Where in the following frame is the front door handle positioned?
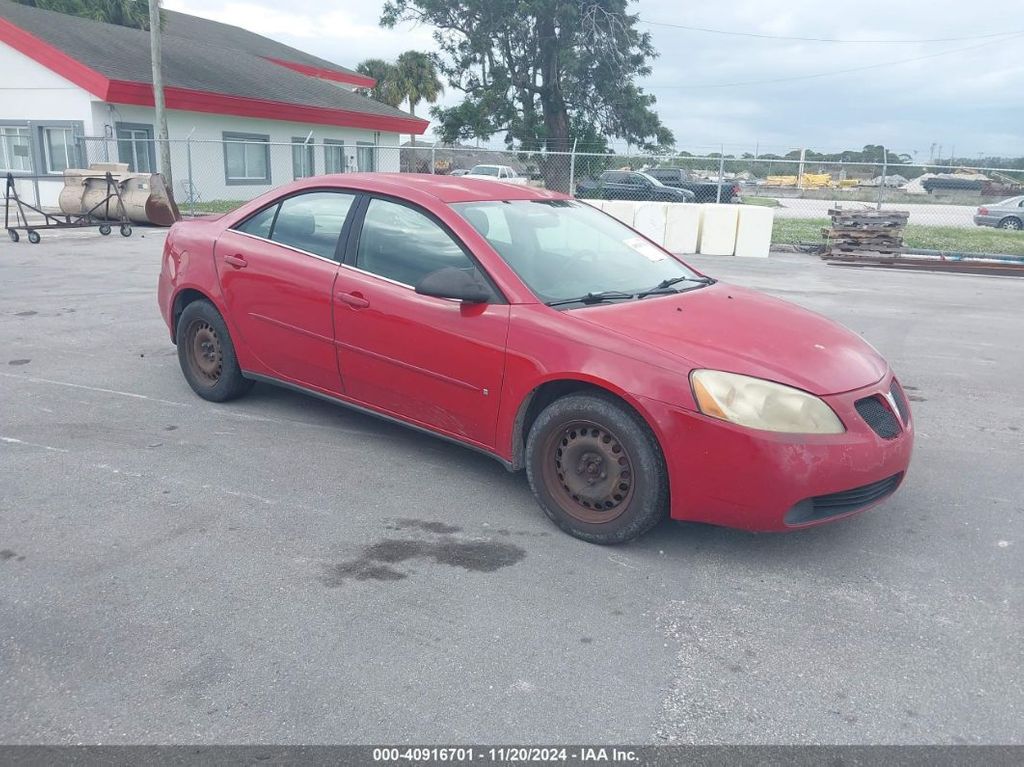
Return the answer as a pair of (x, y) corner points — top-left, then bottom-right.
(223, 254), (248, 269)
(337, 291), (370, 309)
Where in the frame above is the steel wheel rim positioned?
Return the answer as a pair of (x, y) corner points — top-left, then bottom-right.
(186, 319), (223, 385)
(540, 419), (635, 524)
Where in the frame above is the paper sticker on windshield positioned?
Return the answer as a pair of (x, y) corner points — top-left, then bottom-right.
(625, 237), (668, 262)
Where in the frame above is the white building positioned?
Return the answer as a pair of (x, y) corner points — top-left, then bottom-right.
(0, 0), (428, 206)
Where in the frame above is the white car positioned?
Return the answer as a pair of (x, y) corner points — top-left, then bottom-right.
(464, 164), (528, 185)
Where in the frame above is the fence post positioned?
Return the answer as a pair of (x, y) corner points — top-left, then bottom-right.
(716, 144), (725, 203)
(876, 147), (888, 211)
(568, 138), (578, 197)
(185, 129), (194, 217)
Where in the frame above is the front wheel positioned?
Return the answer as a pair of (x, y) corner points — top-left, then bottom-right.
(526, 393), (669, 544)
(175, 299), (254, 402)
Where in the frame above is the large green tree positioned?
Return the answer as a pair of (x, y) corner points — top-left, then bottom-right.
(13, 0), (150, 29)
(381, 0), (672, 189)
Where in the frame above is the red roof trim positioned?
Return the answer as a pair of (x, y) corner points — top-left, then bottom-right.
(0, 16), (427, 134)
(262, 56), (376, 89)
(107, 80), (429, 133)
(0, 16), (108, 96)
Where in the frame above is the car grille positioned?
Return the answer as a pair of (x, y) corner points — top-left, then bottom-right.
(785, 473), (904, 525)
(855, 395), (901, 439)
(890, 380), (910, 424)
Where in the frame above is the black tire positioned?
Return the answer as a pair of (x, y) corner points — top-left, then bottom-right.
(175, 299), (254, 402)
(27, 230), (40, 244)
(525, 392), (669, 544)
(997, 217), (1022, 231)
(99, 224), (111, 236)
(8, 229), (19, 243)
(119, 223), (132, 237)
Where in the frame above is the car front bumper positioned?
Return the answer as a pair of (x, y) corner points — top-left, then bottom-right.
(639, 373), (914, 532)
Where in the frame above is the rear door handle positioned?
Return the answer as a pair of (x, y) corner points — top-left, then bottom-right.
(336, 291), (370, 309)
(223, 254), (248, 269)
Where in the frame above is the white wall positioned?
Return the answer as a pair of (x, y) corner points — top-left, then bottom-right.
(0, 42), (97, 206)
(0, 41), (405, 208)
(89, 104), (403, 203)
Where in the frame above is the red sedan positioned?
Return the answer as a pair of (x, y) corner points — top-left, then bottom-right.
(158, 174), (913, 544)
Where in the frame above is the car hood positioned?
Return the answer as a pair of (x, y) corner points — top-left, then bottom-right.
(570, 282), (888, 395)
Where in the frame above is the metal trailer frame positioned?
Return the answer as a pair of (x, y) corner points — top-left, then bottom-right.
(4, 172), (133, 244)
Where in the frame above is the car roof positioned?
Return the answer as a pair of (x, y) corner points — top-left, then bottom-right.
(291, 172), (564, 203)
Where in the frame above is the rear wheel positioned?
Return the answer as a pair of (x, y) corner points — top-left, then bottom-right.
(120, 223), (132, 237)
(99, 224), (111, 236)
(7, 229), (18, 243)
(526, 393), (668, 544)
(997, 217), (1022, 230)
(27, 230), (40, 244)
(176, 299), (253, 402)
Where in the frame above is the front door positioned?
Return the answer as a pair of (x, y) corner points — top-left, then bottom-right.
(333, 197), (509, 448)
(214, 190), (357, 394)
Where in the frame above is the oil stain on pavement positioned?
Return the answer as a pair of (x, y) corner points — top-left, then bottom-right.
(324, 520), (526, 586)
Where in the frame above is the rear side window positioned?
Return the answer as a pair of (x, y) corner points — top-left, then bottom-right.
(355, 198), (481, 287)
(235, 205), (277, 238)
(270, 191), (356, 261)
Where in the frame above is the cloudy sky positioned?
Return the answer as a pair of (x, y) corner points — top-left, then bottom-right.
(164, 0), (1024, 159)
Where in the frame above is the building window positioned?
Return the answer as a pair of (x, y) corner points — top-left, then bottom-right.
(291, 137), (315, 179)
(356, 141), (375, 172)
(223, 132), (271, 185)
(43, 127), (75, 173)
(324, 139), (346, 174)
(0, 126), (32, 172)
(116, 122), (155, 173)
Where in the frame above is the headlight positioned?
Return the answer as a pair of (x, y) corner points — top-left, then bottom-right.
(690, 370), (845, 434)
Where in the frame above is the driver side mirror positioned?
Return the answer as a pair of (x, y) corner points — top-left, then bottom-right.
(415, 267), (491, 304)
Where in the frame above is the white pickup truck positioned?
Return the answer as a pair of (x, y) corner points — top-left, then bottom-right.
(463, 164), (529, 185)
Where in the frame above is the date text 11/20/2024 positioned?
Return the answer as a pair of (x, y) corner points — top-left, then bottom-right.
(372, 747), (640, 762)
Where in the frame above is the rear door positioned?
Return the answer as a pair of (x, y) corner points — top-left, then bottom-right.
(332, 196), (510, 448)
(215, 190), (358, 394)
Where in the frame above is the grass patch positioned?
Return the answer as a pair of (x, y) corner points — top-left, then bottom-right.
(186, 200), (246, 214)
(771, 217), (1024, 256)
(741, 196), (782, 207)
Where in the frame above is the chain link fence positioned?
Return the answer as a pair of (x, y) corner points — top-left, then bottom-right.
(64, 136), (1024, 256)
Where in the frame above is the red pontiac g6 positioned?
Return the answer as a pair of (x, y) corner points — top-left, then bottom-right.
(158, 174), (913, 544)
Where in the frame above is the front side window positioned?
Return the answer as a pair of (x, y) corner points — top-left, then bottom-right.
(0, 126), (32, 172)
(224, 132), (270, 184)
(324, 140), (346, 174)
(453, 200), (704, 305)
(356, 198), (480, 287)
(269, 191), (356, 260)
(43, 127), (75, 173)
(292, 138), (314, 179)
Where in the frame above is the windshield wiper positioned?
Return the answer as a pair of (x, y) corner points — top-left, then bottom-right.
(546, 290), (635, 307)
(637, 275), (715, 299)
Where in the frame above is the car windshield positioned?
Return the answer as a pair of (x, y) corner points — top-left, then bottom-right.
(452, 199), (706, 306)
(471, 166), (500, 176)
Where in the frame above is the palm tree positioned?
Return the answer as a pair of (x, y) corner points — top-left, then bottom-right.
(13, 0), (151, 29)
(394, 51), (443, 124)
(355, 59), (405, 108)
(394, 51), (442, 169)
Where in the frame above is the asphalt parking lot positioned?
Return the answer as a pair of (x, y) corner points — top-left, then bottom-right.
(1, 229), (1021, 745)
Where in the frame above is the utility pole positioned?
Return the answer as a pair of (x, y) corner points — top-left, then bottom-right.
(149, 0), (172, 190)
